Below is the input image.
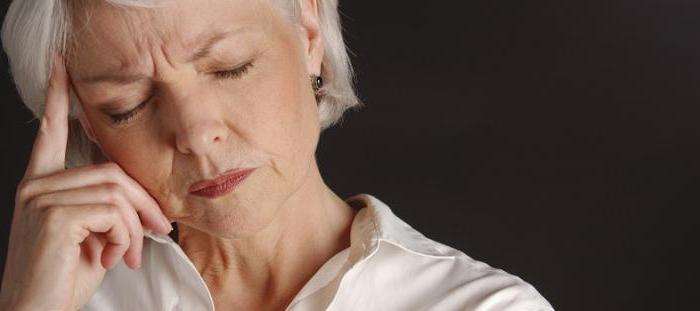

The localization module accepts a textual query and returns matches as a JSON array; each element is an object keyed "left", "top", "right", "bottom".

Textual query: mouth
[{"left": 189, "top": 168, "right": 256, "bottom": 198}]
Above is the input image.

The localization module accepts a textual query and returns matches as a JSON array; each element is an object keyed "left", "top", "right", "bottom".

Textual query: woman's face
[{"left": 67, "top": 0, "right": 323, "bottom": 238}]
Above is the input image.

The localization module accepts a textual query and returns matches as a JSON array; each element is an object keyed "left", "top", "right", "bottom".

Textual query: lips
[{"left": 189, "top": 168, "right": 255, "bottom": 198}]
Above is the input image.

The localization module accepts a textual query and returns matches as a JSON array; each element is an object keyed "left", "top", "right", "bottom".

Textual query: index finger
[{"left": 25, "top": 52, "right": 71, "bottom": 178}]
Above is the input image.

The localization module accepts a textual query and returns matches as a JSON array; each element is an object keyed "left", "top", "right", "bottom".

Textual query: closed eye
[
  {"left": 213, "top": 61, "right": 253, "bottom": 79},
  {"left": 106, "top": 99, "right": 149, "bottom": 125},
  {"left": 106, "top": 62, "right": 254, "bottom": 125}
]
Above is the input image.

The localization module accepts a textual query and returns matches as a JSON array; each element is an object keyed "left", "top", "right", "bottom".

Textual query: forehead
[{"left": 67, "top": 0, "right": 276, "bottom": 77}]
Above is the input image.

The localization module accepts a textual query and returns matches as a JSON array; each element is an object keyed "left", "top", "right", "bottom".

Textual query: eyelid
[
  {"left": 106, "top": 59, "right": 255, "bottom": 125},
  {"left": 212, "top": 61, "right": 253, "bottom": 79},
  {"left": 107, "top": 97, "right": 150, "bottom": 125}
]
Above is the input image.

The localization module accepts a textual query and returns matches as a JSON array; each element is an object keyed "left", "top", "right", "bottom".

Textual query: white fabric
[{"left": 80, "top": 194, "right": 554, "bottom": 310}]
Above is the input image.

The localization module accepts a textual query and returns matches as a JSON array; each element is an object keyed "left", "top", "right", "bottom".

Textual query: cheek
[
  {"left": 241, "top": 47, "right": 318, "bottom": 167},
  {"left": 247, "top": 74, "right": 315, "bottom": 186},
  {"left": 92, "top": 119, "right": 173, "bottom": 199}
]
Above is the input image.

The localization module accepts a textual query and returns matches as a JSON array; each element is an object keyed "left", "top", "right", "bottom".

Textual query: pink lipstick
[{"left": 189, "top": 168, "right": 255, "bottom": 198}]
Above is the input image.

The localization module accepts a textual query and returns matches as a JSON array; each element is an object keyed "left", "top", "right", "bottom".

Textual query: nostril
[{"left": 174, "top": 121, "right": 228, "bottom": 155}]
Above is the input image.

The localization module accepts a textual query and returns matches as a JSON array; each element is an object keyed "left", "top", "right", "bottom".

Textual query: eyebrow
[{"left": 77, "top": 28, "right": 246, "bottom": 85}]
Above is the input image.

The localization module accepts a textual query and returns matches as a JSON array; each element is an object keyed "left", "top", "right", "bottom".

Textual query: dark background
[{"left": 2, "top": 1, "right": 699, "bottom": 310}]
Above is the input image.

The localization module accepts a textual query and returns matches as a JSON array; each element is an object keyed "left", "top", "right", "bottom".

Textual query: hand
[{"left": 0, "top": 53, "right": 173, "bottom": 310}]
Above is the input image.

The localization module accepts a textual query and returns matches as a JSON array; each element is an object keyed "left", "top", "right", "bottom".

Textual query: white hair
[{"left": 1, "top": 0, "right": 362, "bottom": 167}]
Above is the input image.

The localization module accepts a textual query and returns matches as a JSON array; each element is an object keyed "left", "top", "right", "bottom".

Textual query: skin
[{"left": 0, "top": 0, "right": 358, "bottom": 310}]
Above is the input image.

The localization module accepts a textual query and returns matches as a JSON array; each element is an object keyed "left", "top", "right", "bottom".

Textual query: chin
[
  {"left": 181, "top": 191, "right": 284, "bottom": 240},
  {"left": 177, "top": 166, "right": 301, "bottom": 239}
]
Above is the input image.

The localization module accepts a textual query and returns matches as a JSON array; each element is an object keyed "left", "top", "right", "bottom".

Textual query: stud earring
[{"left": 311, "top": 75, "right": 323, "bottom": 103}]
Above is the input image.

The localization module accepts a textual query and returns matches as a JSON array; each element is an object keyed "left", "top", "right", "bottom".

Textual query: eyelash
[{"left": 108, "top": 61, "right": 255, "bottom": 125}]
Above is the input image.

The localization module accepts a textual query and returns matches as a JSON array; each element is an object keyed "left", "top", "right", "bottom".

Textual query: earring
[{"left": 311, "top": 75, "right": 323, "bottom": 103}]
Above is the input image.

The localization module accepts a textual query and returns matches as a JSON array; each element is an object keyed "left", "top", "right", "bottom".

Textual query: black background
[{"left": 2, "top": 1, "right": 699, "bottom": 310}]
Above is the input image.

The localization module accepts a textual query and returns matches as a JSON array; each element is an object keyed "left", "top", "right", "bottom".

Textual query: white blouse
[{"left": 80, "top": 194, "right": 554, "bottom": 310}]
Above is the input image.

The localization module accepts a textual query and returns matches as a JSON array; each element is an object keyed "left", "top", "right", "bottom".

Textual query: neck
[{"left": 175, "top": 160, "right": 358, "bottom": 310}]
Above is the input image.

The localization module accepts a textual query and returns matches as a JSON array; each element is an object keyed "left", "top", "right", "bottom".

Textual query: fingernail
[{"left": 162, "top": 218, "right": 173, "bottom": 232}]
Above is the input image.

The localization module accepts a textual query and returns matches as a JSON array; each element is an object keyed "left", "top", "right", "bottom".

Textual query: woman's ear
[{"left": 297, "top": 0, "right": 324, "bottom": 76}]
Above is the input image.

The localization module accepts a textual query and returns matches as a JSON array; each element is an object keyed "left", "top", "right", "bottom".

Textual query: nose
[
  {"left": 152, "top": 45, "right": 230, "bottom": 156},
  {"left": 159, "top": 80, "right": 230, "bottom": 156},
  {"left": 174, "top": 117, "right": 228, "bottom": 155}
]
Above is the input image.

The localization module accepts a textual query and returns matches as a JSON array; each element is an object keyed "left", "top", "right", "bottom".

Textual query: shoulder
[
  {"left": 335, "top": 194, "right": 554, "bottom": 310},
  {"left": 339, "top": 237, "right": 553, "bottom": 310}
]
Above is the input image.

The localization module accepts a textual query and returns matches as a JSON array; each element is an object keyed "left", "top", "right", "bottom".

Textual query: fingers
[
  {"left": 28, "top": 184, "right": 146, "bottom": 269},
  {"left": 25, "top": 52, "right": 71, "bottom": 178},
  {"left": 80, "top": 233, "right": 106, "bottom": 268},
  {"left": 81, "top": 206, "right": 130, "bottom": 270},
  {"left": 121, "top": 205, "right": 144, "bottom": 269},
  {"left": 46, "top": 204, "right": 130, "bottom": 270},
  {"left": 18, "top": 162, "right": 172, "bottom": 235}
]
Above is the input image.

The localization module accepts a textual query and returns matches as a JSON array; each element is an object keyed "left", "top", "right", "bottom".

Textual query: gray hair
[{"left": 1, "top": 0, "right": 362, "bottom": 167}]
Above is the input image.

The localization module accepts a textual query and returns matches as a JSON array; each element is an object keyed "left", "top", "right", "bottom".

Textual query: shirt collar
[{"left": 345, "top": 193, "right": 449, "bottom": 261}]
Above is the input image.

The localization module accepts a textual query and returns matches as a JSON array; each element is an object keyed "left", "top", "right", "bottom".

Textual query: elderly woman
[{"left": 0, "top": 0, "right": 553, "bottom": 310}]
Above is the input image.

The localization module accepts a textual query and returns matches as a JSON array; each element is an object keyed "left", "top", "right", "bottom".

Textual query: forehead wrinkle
[
  {"left": 70, "top": 1, "right": 183, "bottom": 82},
  {"left": 111, "top": 5, "right": 175, "bottom": 64},
  {"left": 69, "top": 0, "right": 266, "bottom": 85},
  {"left": 108, "top": 2, "right": 206, "bottom": 65}
]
